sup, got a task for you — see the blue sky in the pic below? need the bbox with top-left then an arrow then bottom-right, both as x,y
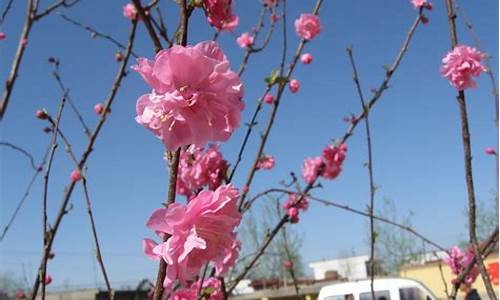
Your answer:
1,0 -> 498,290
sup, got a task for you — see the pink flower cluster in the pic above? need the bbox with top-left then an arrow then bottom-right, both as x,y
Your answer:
256,154 -> 275,170
123,3 -> 137,20
133,41 -> 244,151
236,32 -> 254,48
294,13 -> 321,40
301,143 -> 347,184
283,193 -> 309,223
203,0 -> 239,31
170,277 -> 223,300
411,0 -> 432,10
176,145 -> 228,199
443,246 -> 479,284
441,45 -> 486,91
143,185 -> 241,289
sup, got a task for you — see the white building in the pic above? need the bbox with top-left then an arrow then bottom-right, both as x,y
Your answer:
309,255 -> 370,281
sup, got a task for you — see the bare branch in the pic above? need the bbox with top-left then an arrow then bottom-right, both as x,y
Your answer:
0,142 -> 37,170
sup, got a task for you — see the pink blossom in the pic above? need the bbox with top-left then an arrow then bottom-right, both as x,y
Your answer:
485,147 -> 496,155
203,0 -> 239,31
288,207 -> 299,218
176,145 -> 228,198
44,275 -> 52,285
283,193 -> 309,223
301,156 -> 322,184
300,53 -> 313,65
143,185 -> 241,288
70,169 -> 82,182
94,103 -> 104,114
263,94 -> 274,104
443,246 -> 479,284
115,52 -> 123,62
123,3 -> 138,20
294,13 -> 321,40
214,239 -> 241,276
242,185 -> 249,193
289,79 -> 300,93
236,32 -> 254,48
133,41 -> 244,151
170,277 -> 223,300
36,109 -> 48,120
283,260 -> 294,269
256,155 -> 275,170
441,45 -> 487,91
411,0 -> 427,9
0,32 -> 5,40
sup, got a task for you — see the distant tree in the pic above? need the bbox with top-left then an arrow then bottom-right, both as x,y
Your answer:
235,196 -> 305,281
460,193 -> 498,246
0,273 -> 25,300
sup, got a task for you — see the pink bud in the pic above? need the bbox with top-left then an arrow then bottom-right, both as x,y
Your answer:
263,94 -> 274,104
485,147 -> 496,155
115,52 -> 123,62
425,2 -> 433,10
48,252 -> 55,259
36,109 -> 48,120
242,185 -> 249,193
300,53 -> 313,65
421,15 -> 429,24
0,32 -> 5,40
70,169 -> 82,182
44,275 -> 52,285
289,79 -> 300,93
94,103 -> 104,114
288,207 -> 299,218
283,260 -> 294,269
20,38 -> 28,46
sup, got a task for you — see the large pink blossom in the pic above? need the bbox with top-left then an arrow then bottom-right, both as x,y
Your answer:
294,13 -> 321,40
170,277 -> 223,300
203,0 -> 239,31
176,145 -> 228,198
443,246 -> 479,284
143,185 -> 242,288
441,45 -> 486,91
133,41 -> 244,151
301,143 -> 347,184
256,155 -> 275,170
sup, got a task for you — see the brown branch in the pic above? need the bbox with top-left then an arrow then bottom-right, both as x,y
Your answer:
346,47 -> 376,300
30,19 -> 138,300
149,7 -> 173,48
443,1 -> 497,299
280,220 -> 299,299
41,93 -> 67,300
238,0 -> 324,210
81,177 -> 113,300
58,13 -> 139,58
0,0 -> 15,25
33,0 -> 80,20
132,0 -> 162,53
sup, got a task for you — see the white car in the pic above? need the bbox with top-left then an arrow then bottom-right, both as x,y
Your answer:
317,278 -> 438,300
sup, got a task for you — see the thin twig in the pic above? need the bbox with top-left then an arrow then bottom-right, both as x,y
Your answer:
30,20 -> 138,300
0,0 -> 15,25
58,13 -> 139,58
33,0 -> 80,20
132,0 -> 162,53
443,1 -> 497,299
346,47 -> 376,300
0,142 -> 37,170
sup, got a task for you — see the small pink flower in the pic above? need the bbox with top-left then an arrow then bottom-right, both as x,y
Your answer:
444,245 -> 479,284
283,193 -> 309,224
133,41 -> 244,151
143,184 -> 241,288
256,155 -> 275,170
301,156 -> 322,184
263,94 -> 274,104
289,79 -> 300,93
0,32 -> 5,40
236,32 -> 254,48
203,0 -> 239,31
485,147 -> 496,155
123,3 -> 138,20
16,290 -> 26,299
94,103 -> 104,115
287,207 -> 299,218
283,260 -> 294,269
294,13 -> 321,40
36,109 -> 48,120
170,277 -> 223,300
301,143 -> 347,184
411,0 -> 427,9
44,274 -> 52,285
300,53 -> 313,64
70,169 -> 82,182
441,45 -> 487,91
242,185 -> 249,193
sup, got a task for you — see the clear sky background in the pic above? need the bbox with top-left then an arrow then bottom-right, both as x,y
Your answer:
1,0 -> 498,291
